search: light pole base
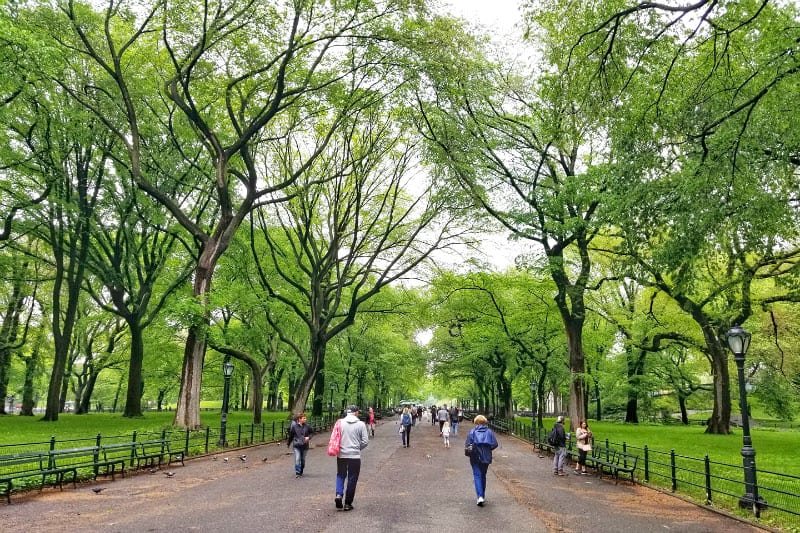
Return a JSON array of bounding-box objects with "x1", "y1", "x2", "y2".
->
[{"x1": 738, "y1": 494, "x2": 768, "y2": 516}]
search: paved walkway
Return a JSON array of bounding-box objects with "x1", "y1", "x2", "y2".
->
[{"x1": 0, "y1": 416, "x2": 767, "y2": 532}]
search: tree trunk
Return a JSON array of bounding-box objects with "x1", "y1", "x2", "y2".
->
[
  {"x1": 678, "y1": 394, "x2": 689, "y2": 424},
  {"x1": 564, "y1": 318, "x2": 586, "y2": 432},
  {"x1": 290, "y1": 339, "x2": 324, "y2": 417},
  {"x1": 123, "y1": 321, "x2": 145, "y2": 417},
  {"x1": 705, "y1": 340, "x2": 732, "y2": 434},
  {"x1": 173, "y1": 259, "x2": 217, "y2": 429},
  {"x1": 625, "y1": 349, "x2": 646, "y2": 423}
]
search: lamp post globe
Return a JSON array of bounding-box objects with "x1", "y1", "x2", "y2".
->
[
  {"x1": 725, "y1": 325, "x2": 765, "y2": 516},
  {"x1": 218, "y1": 359, "x2": 234, "y2": 447}
]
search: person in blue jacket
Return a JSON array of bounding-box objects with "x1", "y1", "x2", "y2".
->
[{"x1": 465, "y1": 414, "x2": 499, "y2": 507}]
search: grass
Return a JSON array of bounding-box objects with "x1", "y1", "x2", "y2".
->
[{"x1": 0, "y1": 410, "x2": 292, "y2": 446}]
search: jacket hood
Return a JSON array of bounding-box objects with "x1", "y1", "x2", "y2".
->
[{"x1": 344, "y1": 413, "x2": 361, "y2": 423}]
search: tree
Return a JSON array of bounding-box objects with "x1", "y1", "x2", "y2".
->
[{"x1": 35, "y1": 0, "x2": 442, "y2": 428}]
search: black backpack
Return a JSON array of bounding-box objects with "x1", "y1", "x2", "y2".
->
[{"x1": 547, "y1": 427, "x2": 558, "y2": 446}]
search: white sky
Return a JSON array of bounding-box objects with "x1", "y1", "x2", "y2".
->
[{"x1": 442, "y1": 0, "x2": 522, "y2": 35}]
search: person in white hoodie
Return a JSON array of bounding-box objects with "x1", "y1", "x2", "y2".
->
[{"x1": 334, "y1": 405, "x2": 369, "y2": 511}]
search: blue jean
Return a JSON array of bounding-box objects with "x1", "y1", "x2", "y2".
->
[
  {"x1": 452, "y1": 421, "x2": 459, "y2": 435},
  {"x1": 335, "y1": 458, "x2": 361, "y2": 505},
  {"x1": 293, "y1": 446, "x2": 308, "y2": 474},
  {"x1": 553, "y1": 446, "x2": 566, "y2": 472},
  {"x1": 470, "y1": 460, "x2": 489, "y2": 498}
]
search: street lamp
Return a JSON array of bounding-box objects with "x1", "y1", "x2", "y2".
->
[
  {"x1": 218, "y1": 358, "x2": 234, "y2": 447},
  {"x1": 329, "y1": 382, "x2": 337, "y2": 417},
  {"x1": 726, "y1": 325, "x2": 766, "y2": 516},
  {"x1": 529, "y1": 380, "x2": 537, "y2": 422}
]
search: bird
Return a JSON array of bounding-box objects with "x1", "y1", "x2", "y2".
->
[
  {"x1": 240, "y1": 455, "x2": 247, "y2": 462},
  {"x1": 92, "y1": 487, "x2": 106, "y2": 494},
  {"x1": 148, "y1": 468, "x2": 159, "y2": 474},
  {"x1": 223, "y1": 457, "x2": 229, "y2": 463},
  {"x1": 212, "y1": 456, "x2": 218, "y2": 461},
  {"x1": 164, "y1": 471, "x2": 175, "y2": 477},
  {"x1": 261, "y1": 457, "x2": 268, "y2": 463},
  {"x1": 426, "y1": 454, "x2": 432, "y2": 462}
]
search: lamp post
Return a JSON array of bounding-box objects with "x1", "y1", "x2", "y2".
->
[
  {"x1": 218, "y1": 358, "x2": 234, "y2": 447},
  {"x1": 529, "y1": 380, "x2": 537, "y2": 424},
  {"x1": 726, "y1": 325, "x2": 766, "y2": 516},
  {"x1": 329, "y1": 382, "x2": 337, "y2": 417}
]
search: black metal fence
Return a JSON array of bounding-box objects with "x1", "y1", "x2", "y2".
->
[
  {"x1": 489, "y1": 417, "x2": 799, "y2": 532},
  {"x1": 0, "y1": 415, "x2": 336, "y2": 495}
]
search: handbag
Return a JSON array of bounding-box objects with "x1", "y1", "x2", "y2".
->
[
  {"x1": 399, "y1": 425, "x2": 405, "y2": 433},
  {"x1": 326, "y1": 420, "x2": 342, "y2": 457},
  {"x1": 464, "y1": 443, "x2": 473, "y2": 457}
]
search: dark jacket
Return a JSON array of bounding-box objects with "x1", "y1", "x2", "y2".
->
[
  {"x1": 466, "y1": 425, "x2": 498, "y2": 464},
  {"x1": 287, "y1": 420, "x2": 313, "y2": 449},
  {"x1": 551, "y1": 422, "x2": 567, "y2": 447}
]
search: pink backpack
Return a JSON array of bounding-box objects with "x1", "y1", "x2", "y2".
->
[{"x1": 326, "y1": 420, "x2": 342, "y2": 456}]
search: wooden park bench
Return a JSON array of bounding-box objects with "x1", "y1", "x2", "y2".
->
[{"x1": 588, "y1": 447, "x2": 639, "y2": 484}]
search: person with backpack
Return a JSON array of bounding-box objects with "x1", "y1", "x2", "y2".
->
[
  {"x1": 400, "y1": 407, "x2": 413, "y2": 447},
  {"x1": 465, "y1": 414, "x2": 498, "y2": 506},
  {"x1": 550, "y1": 415, "x2": 568, "y2": 476},
  {"x1": 286, "y1": 412, "x2": 313, "y2": 478},
  {"x1": 450, "y1": 406, "x2": 460, "y2": 435}
]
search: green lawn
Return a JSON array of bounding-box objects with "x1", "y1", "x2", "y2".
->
[
  {"x1": 0, "y1": 410, "x2": 292, "y2": 446},
  {"x1": 519, "y1": 417, "x2": 795, "y2": 475}
]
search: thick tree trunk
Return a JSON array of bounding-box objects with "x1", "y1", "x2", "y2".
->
[
  {"x1": 705, "y1": 341, "x2": 732, "y2": 434},
  {"x1": 290, "y1": 339, "x2": 324, "y2": 417},
  {"x1": 564, "y1": 319, "x2": 586, "y2": 432},
  {"x1": 678, "y1": 394, "x2": 689, "y2": 424},
  {"x1": 695, "y1": 322, "x2": 732, "y2": 434},
  {"x1": 123, "y1": 322, "x2": 145, "y2": 417},
  {"x1": 625, "y1": 349, "x2": 646, "y2": 423},
  {"x1": 173, "y1": 259, "x2": 216, "y2": 429}
]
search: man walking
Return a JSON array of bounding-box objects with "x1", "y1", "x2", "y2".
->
[
  {"x1": 437, "y1": 404, "x2": 449, "y2": 433},
  {"x1": 335, "y1": 405, "x2": 369, "y2": 511},
  {"x1": 551, "y1": 415, "x2": 568, "y2": 476}
]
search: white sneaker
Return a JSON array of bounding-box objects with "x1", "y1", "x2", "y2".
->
[{"x1": 477, "y1": 497, "x2": 485, "y2": 506}]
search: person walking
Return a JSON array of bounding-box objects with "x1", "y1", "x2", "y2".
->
[
  {"x1": 437, "y1": 404, "x2": 449, "y2": 432},
  {"x1": 442, "y1": 419, "x2": 451, "y2": 448},
  {"x1": 465, "y1": 414, "x2": 498, "y2": 506},
  {"x1": 430, "y1": 405, "x2": 437, "y2": 426},
  {"x1": 551, "y1": 415, "x2": 568, "y2": 476},
  {"x1": 574, "y1": 420, "x2": 592, "y2": 475},
  {"x1": 368, "y1": 407, "x2": 376, "y2": 438},
  {"x1": 400, "y1": 407, "x2": 413, "y2": 447},
  {"x1": 450, "y1": 406, "x2": 459, "y2": 436},
  {"x1": 334, "y1": 405, "x2": 369, "y2": 511},
  {"x1": 286, "y1": 412, "x2": 313, "y2": 478}
]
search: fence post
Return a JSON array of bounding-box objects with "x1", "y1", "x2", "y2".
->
[
  {"x1": 204, "y1": 426, "x2": 210, "y2": 453},
  {"x1": 704, "y1": 455, "x2": 712, "y2": 505},
  {"x1": 272, "y1": 420, "x2": 276, "y2": 441},
  {"x1": 237, "y1": 423, "x2": 242, "y2": 447},
  {"x1": 93, "y1": 434, "x2": 102, "y2": 479},
  {"x1": 644, "y1": 446, "x2": 649, "y2": 482},
  {"x1": 261, "y1": 422, "x2": 265, "y2": 442},
  {"x1": 184, "y1": 428, "x2": 190, "y2": 457},
  {"x1": 250, "y1": 424, "x2": 254, "y2": 445},
  {"x1": 670, "y1": 449, "x2": 677, "y2": 492}
]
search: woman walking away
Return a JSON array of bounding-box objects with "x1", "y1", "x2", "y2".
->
[
  {"x1": 287, "y1": 412, "x2": 313, "y2": 477},
  {"x1": 442, "y1": 420, "x2": 451, "y2": 448},
  {"x1": 465, "y1": 414, "x2": 498, "y2": 507},
  {"x1": 334, "y1": 406, "x2": 369, "y2": 511},
  {"x1": 574, "y1": 420, "x2": 592, "y2": 475},
  {"x1": 400, "y1": 407, "x2": 413, "y2": 447}
]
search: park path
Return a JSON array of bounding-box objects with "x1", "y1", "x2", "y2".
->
[{"x1": 0, "y1": 414, "x2": 768, "y2": 532}]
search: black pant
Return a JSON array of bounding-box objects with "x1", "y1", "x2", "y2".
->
[
  {"x1": 402, "y1": 424, "x2": 412, "y2": 446},
  {"x1": 336, "y1": 458, "x2": 361, "y2": 505}
]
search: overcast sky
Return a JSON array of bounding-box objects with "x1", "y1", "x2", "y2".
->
[{"x1": 442, "y1": 0, "x2": 521, "y2": 34}]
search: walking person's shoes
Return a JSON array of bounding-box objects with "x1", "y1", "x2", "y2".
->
[
  {"x1": 343, "y1": 504, "x2": 354, "y2": 511},
  {"x1": 335, "y1": 495, "x2": 343, "y2": 509},
  {"x1": 477, "y1": 497, "x2": 485, "y2": 507}
]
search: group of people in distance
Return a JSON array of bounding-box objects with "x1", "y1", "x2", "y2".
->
[{"x1": 285, "y1": 403, "x2": 501, "y2": 510}]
